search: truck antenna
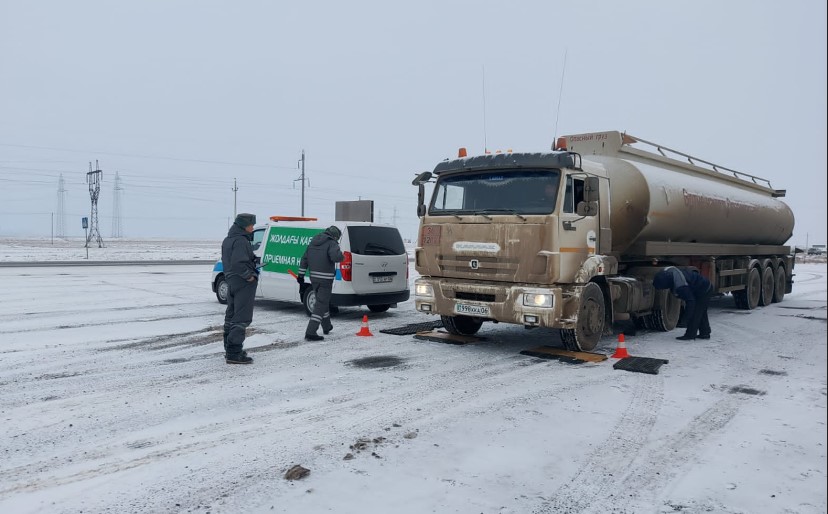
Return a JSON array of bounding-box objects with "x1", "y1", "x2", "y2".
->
[
  {"x1": 482, "y1": 64, "x2": 488, "y2": 154},
  {"x1": 553, "y1": 48, "x2": 568, "y2": 143}
]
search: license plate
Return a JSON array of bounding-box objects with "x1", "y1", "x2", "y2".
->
[
  {"x1": 372, "y1": 276, "x2": 393, "y2": 283},
  {"x1": 454, "y1": 303, "x2": 490, "y2": 317}
]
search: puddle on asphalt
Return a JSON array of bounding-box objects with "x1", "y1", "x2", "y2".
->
[
  {"x1": 728, "y1": 386, "x2": 766, "y2": 396},
  {"x1": 347, "y1": 355, "x2": 405, "y2": 369}
]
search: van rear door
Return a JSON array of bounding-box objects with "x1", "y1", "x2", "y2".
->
[{"x1": 345, "y1": 225, "x2": 408, "y2": 295}]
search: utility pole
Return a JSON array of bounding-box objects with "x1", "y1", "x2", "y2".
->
[
  {"x1": 51, "y1": 212, "x2": 54, "y2": 245},
  {"x1": 295, "y1": 150, "x2": 306, "y2": 216},
  {"x1": 85, "y1": 161, "x2": 103, "y2": 248},
  {"x1": 392, "y1": 206, "x2": 398, "y2": 226},
  {"x1": 111, "y1": 171, "x2": 123, "y2": 238},
  {"x1": 56, "y1": 174, "x2": 66, "y2": 238},
  {"x1": 232, "y1": 178, "x2": 238, "y2": 217}
]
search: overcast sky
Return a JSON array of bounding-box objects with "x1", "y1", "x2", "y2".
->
[{"x1": 1, "y1": 1, "x2": 826, "y2": 245}]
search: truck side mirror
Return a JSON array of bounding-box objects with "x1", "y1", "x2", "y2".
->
[
  {"x1": 576, "y1": 201, "x2": 598, "y2": 217},
  {"x1": 584, "y1": 176, "x2": 600, "y2": 203},
  {"x1": 413, "y1": 171, "x2": 433, "y2": 218}
]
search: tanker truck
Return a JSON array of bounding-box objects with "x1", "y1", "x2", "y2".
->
[{"x1": 411, "y1": 130, "x2": 795, "y2": 352}]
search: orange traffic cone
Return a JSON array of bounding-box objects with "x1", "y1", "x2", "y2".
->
[
  {"x1": 356, "y1": 314, "x2": 373, "y2": 337},
  {"x1": 611, "y1": 333, "x2": 630, "y2": 359}
]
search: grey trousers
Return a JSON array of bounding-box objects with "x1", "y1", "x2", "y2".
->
[
  {"x1": 223, "y1": 276, "x2": 257, "y2": 356},
  {"x1": 305, "y1": 281, "x2": 333, "y2": 336}
]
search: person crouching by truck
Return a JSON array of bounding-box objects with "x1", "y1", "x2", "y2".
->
[
  {"x1": 297, "y1": 225, "x2": 344, "y2": 341},
  {"x1": 653, "y1": 266, "x2": 713, "y2": 341},
  {"x1": 221, "y1": 213, "x2": 259, "y2": 364}
]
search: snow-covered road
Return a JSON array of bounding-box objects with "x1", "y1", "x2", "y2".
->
[{"x1": 0, "y1": 263, "x2": 825, "y2": 514}]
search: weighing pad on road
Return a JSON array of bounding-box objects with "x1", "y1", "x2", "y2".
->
[
  {"x1": 380, "y1": 320, "x2": 443, "y2": 336},
  {"x1": 613, "y1": 356, "x2": 670, "y2": 375},
  {"x1": 520, "y1": 346, "x2": 608, "y2": 364},
  {"x1": 413, "y1": 330, "x2": 484, "y2": 345}
]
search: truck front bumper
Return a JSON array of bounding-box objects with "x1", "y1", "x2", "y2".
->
[{"x1": 414, "y1": 277, "x2": 566, "y2": 328}]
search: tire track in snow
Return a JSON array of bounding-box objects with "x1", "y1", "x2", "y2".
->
[{"x1": 534, "y1": 373, "x2": 664, "y2": 514}]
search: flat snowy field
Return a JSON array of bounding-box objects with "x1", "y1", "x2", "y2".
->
[{"x1": 0, "y1": 240, "x2": 825, "y2": 514}]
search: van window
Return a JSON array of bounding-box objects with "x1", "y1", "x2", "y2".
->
[
  {"x1": 347, "y1": 226, "x2": 406, "y2": 256},
  {"x1": 251, "y1": 228, "x2": 265, "y2": 251}
]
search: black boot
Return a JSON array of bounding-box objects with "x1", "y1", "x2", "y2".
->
[
  {"x1": 675, "y1": 335, "x2": 695, "y2": 341},
  {"x1": 226, "y1": 353, "x2": 253, "y2": 364},
  {"x1": 305, "y1": 333, "x2": 324, "y2": 341}
]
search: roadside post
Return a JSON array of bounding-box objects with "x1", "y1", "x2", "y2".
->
[{"x1": 82, "y1": 217, "x2": 89, "y2": 259}]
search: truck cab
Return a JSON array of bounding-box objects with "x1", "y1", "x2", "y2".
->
[{"x1": 412, "y1": 150, "x2": 616, "y2": 351}]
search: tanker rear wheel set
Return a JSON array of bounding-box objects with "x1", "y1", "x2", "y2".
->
[{"x1": 733, "y1": 265, "x2": 772, "y2": 310}]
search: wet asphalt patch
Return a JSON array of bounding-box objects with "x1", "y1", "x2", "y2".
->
[
  {"x1": 759, "y1": 369, "x2": 788, "y2": 376},
  {"x1": 347, "y1": 355, "x2": 405, "y2": 369},
  {"x1": 728, "y1": 385, "x2": 766, "y2": 396}
]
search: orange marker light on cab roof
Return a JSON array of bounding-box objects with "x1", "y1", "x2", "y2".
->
[
  {"x1": 458, "y1": 147, "x2": 467, "y2": 158},
  {"x1": 554, "y1": 137, "x2": 568, "y2": 151}
]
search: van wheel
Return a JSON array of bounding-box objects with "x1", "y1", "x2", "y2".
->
[
  {"x1": 441, "y1": 315, "x2": 483, "y2": 336},
  {"x1": 215, "y1": 276, "x2": 228, "y2": 304},
  {"x1": 302, "y1": 287, "x2": 316, "y2": 316},
  {"x1": 368, "y1": 304, "x2": 391, "y2": 313}
]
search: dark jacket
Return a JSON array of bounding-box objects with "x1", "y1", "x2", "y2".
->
[
  {"x1": 653, "y1": 266, "x2": 712, "y2": 303},
  {"x1": 299, "y1": 232, "x2": 344, "y2": 283},
  {"x1": 221, "y1": 224, "x2": 258, "y2": 281}
]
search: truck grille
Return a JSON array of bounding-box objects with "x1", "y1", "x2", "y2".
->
[{"x1": 455, "y1": 291, "x2": 496, "y2": 302}]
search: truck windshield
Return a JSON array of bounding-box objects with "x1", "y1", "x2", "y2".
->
[{"x1": 429, "y1": 169, "x2": 561, "y2": 215}]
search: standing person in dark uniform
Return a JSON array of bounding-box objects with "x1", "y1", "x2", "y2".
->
[
  {"x1": 297, "y1": 225, "x2": 344, "y2": 341},
  {"x1": 653, "y1": 266, "x2": 713, "y2": 341},
  {"x1": 221, "y1": 213, "x2": 259, "y2": 364}
]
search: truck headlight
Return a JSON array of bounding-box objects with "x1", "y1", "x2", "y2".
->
[
  {"x1": 523, "y1": 293, "x2": 553, "y2": 308},
  {"x1": 415, "y1": 280, "x2": 434, "y2": 297}
]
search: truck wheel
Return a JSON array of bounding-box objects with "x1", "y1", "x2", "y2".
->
[
  {"x1": 368, "y1": 304, "x2": 391, "y2": 313},
  {"x1": 215, "y1": 276, "x2": 228, "y2": 305},
  {"x1": 772, "y1": 265, "x2": 786, "y2": 303},
  {"x1": 744, "y1": 267, "x2": 761, "y2": 310},
  {"x1": 570, "y1": 282, "x2": 605, "y2": 352},
  {"x1": 441, "y1": 315, "x2": 483, "y2": 336},
  {"x1": 759, "y1": 265, "x2": 774, "y2": 307},
  {"x1": 650, "y1": 289, "x2": 682, "y2": 332},
  {"x1": 302, "y1": 287, "x2": 316, "y2": 316}
]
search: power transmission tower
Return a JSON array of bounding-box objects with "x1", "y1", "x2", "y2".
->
[
  {"x1": 111, "y1": 171, "x2": 123, "y2": 238},
  {"x1": 294, "y1": 149, "x2": 306, "y2": 216},
  {"x1": 85, "y1": 161, "x2": 104, "y2": 248},
  {"x1": 56, "y1": 174, "x2": 67, "y2": 237}
]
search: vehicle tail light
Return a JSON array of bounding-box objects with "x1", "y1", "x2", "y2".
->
[
  {"x1": 406, "y1": 252, "x2": 409, "y2": 281},
  {"x1": 340, "y1": 251, "x2": 352, "y2": 281}
]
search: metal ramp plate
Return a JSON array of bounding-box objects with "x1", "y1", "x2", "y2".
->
[
  {"x1": 520, "y1": 346, "x2": 608, "y2": 364},
  {"x1": 379, "y1": 320, "x2": 443, "y2": 336},
  {"x1": 613, "y1": 356, "x2": 670, "y2": 375},
  {"x1": 413, "y1": 330, "x2": 483, "y2": 345}
]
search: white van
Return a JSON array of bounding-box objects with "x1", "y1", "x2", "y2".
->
[{"x1": 211, "y1": 216, "x2": 410, "y2": 314}]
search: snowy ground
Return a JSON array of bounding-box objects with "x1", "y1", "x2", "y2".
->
[
  {"x1": 0, "y1": 238, "x2": 220, "y2": 262},
  {"x1": 0, "y1": 242, "x2": 825, "y2": 514}
]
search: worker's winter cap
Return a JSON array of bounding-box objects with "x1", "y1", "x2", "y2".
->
[
  {"x1": 234, "y1": 213, "x2": 257, "y2": 227},
  {"x1": 325, "y1": 225, "x2": 342, "y2": 240}
]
